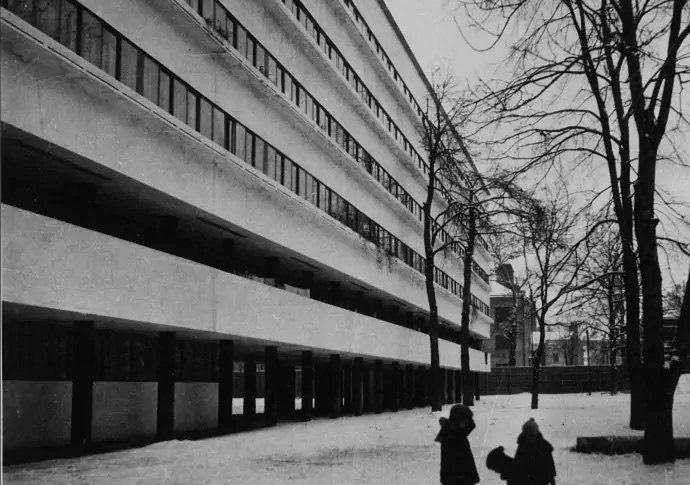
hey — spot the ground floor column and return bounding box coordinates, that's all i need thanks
[243,355,257,420]
[156,331,176,441]
[72,321,95,447]
[406,364,415,409]
[264,347,278,427]
[301,351,313,421]
[278,364,296,420]
[374,360,383,413]
[218,340,234,431]
[329,354,342,418]
[474,372,481,401]
[454,370,462,403]
[353,357,363,416]
[391,362,400,412]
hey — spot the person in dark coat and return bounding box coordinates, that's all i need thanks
[513,418,556,485]
[435,404,480,485]
[486,445,519,485]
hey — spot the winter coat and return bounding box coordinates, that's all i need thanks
[435,417,480,485]
[513,432,556,485]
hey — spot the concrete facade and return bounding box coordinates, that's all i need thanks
[1,0,492,458]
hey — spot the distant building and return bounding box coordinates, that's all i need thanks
[490,265,535,366]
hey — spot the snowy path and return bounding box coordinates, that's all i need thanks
[4,379,690,484]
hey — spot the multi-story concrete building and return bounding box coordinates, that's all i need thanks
[1,0,492,458]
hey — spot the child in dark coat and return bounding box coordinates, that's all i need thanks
[435,404,480,485]
[513,418,556,485]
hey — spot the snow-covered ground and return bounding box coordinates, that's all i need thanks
[4,376,690,485]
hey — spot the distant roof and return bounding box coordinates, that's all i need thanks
[490,279,512,297]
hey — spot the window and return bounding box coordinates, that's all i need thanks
[253,137,265,171]
[10,0,35,23]
[141,55,159,104]
[255,43,266,73]
[212,106,226,148]
[201,0,213,21]
[245,35,255,64]
[119,39,139,91]
[307,175,319,206]
[234,123,246,160]
[37,0,60,40]
[264,145,277,180]
[318,184,329,211]
[199,97,213,139]
[267,55,277,85]
[243,129,254,166]
[235,23,247,54]
[282,157,293,190]
[172,79,187,123]
[297,167,307,199]
[183,90,196,129]
[101,27,117,78]
[158,70,170,111]
[81,10,102,67]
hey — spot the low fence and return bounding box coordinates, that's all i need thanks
[478,365,630,395]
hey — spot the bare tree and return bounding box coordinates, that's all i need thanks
[565,224,626,393]
[517,184,600,409]
[457,0,690,462]
[420,76,470,411]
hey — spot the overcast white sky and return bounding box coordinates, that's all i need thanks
[387,0,689,286]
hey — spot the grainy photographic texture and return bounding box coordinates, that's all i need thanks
[1,0,689,483]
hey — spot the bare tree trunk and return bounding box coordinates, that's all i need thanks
[531,316,545,409]
[461,208,477,406]
[424,232,442,412]
[636,144,676,463]
[622,248,644,430]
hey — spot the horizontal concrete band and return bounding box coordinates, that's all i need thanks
[2,205,491,371]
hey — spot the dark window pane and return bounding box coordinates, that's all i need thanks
[234,123,246,160]
[172,79,187,122]
[235,23,246,54]
[201,0,213,21]
[307,176,319,206]
[142,55,159,104]
[282,158,293,189]
[214,4,228,39]
[212,107,226,148]
[265,145,277,179]
[298,168,307,199]
[58,0,77,52]
[187,90,198,129]
[199,97,213,138]
[255,44,266,74]
[119,39,138,91]
[101,28,117,77]
[290,163,299,193]
[81,10,102,67]
[284,74,292,98]
[158,70,170,111]
[36,0,59,40]
[246,36,255,63]
[267,55,277,85]
[244,129,254,165]
[254,137,265,171]
[318,184,329,211]
[8,0,34,23]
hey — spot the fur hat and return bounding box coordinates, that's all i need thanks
[522,417,540,436]
[449,404,473,424]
